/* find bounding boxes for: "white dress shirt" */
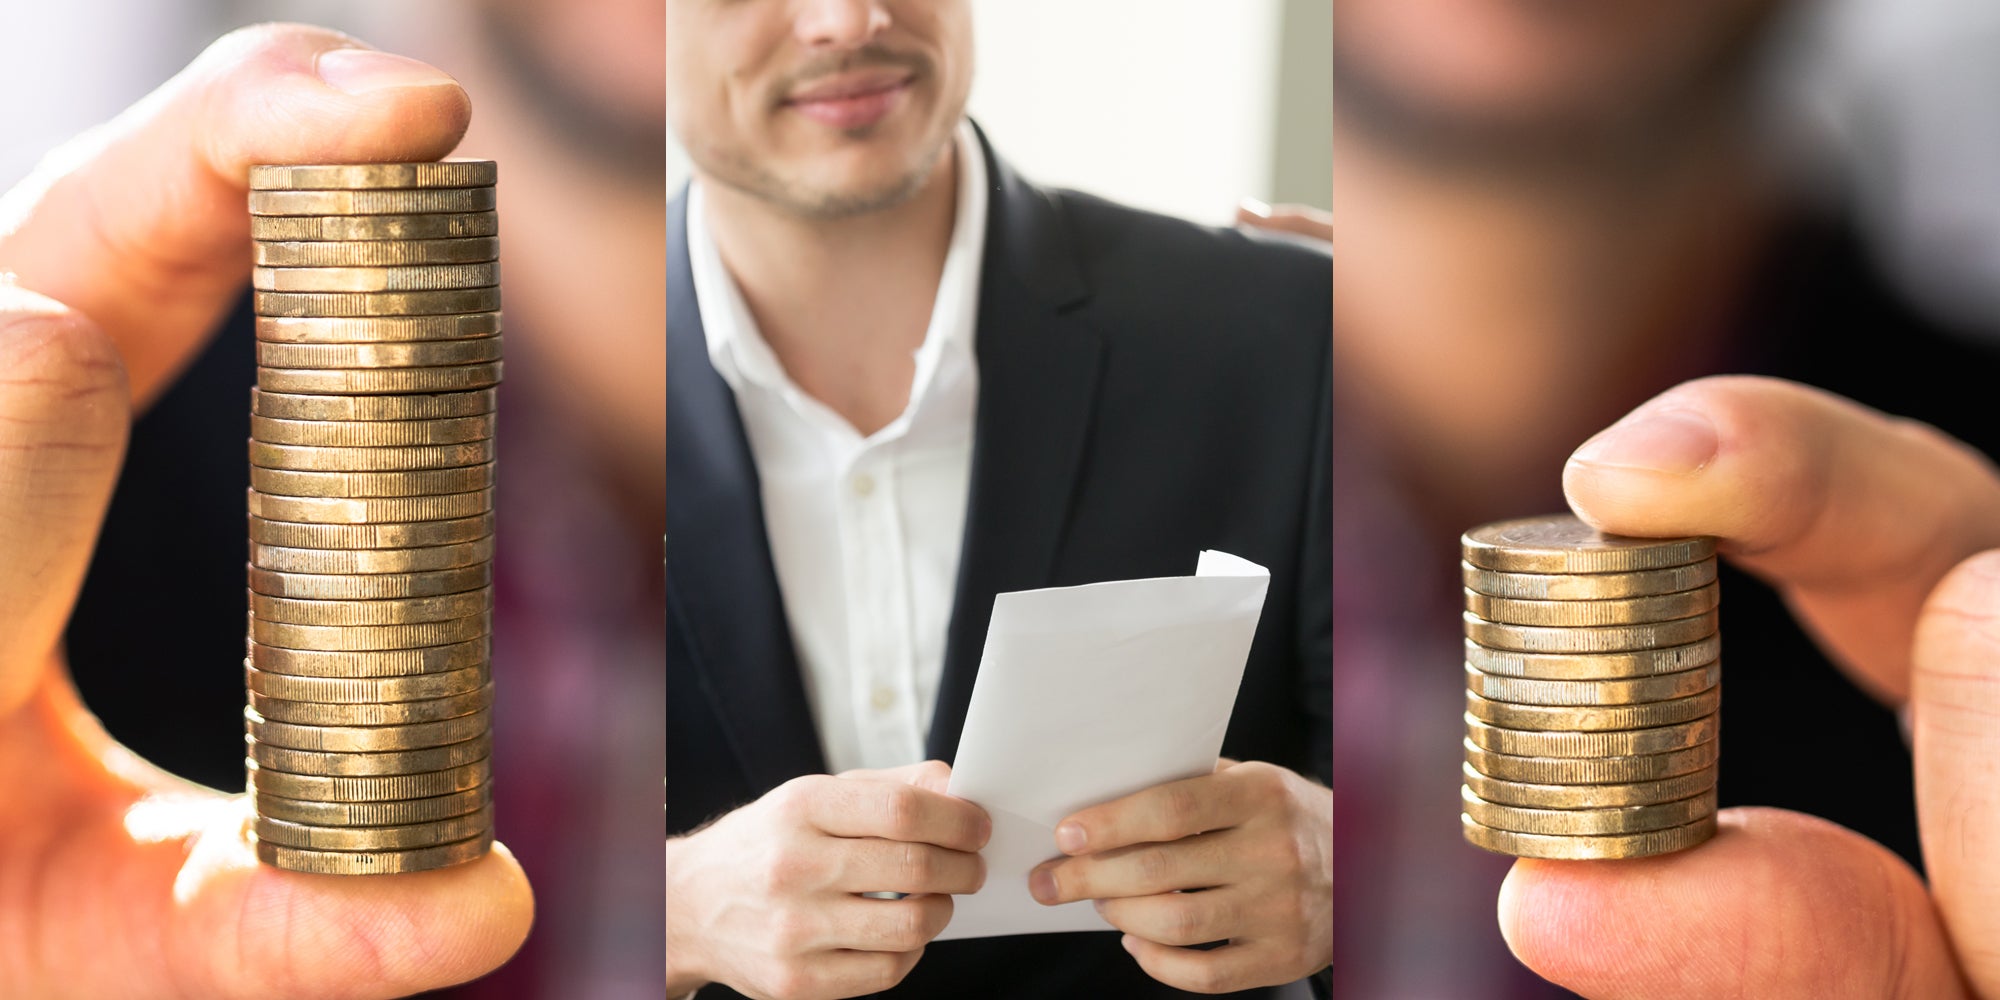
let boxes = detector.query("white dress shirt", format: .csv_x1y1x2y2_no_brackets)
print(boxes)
686,122,988,775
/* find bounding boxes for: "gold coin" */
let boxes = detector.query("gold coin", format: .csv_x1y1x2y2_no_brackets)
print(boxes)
248,489,491,525
258,363,503,395
247,707,491,752
1465,714,1718,758
250,539,493,575
250,684,492,726
251,464,495,500
1466,584,1720,628
247,733,492,776
255,314,501,345
1464,662,1720,707
1461,813,1717,860
249,440,494,473
249,590,490,626
1464,636,1721,680
1462,738,1720,784
246,758,490,802
1463,610,1718,654
1461,559,1718,600
249,161,497,190
249,612,491,652
254,237,500,268
252,786,491,827
257,337,504,371
255,288,501,318
255,829,492,875
1462,786,1717,836
247,638,489,678
251,387,496,421
250,211,497,242
250,414,494,447
255,803,494,851
252,262,500,293
1462,515,1716,574
247,513,494,549
246,662,490,699
1465,687,1721,731
247,564,490,600
249,187,496,216
1461,762,1719,810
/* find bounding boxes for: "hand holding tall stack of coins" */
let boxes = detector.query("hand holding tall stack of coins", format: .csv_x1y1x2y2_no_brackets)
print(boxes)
244,161,501,875
1458,514,1721,860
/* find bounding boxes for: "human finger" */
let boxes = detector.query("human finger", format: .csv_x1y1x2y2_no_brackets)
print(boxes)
1912,549,2000,996
1096,886,1249,947
0,23,471,406
1562,375,2000,702
786,775,990,852
1497,807,1965,999
0,284,129,714
1030,829,1236,905
827,838,984,896
1053,765,1252,857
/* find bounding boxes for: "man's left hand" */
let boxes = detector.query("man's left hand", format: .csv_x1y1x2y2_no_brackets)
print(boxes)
1027,759,1332,993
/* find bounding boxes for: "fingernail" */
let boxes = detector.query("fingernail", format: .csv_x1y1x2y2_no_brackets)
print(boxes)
1055,822,1087,854
1029,868,1058,905
1570,407,1718,476
316,48,457,96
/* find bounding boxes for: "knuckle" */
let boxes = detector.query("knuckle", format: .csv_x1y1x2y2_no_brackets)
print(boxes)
1135,846,1174,887
882,784,922,840
895,841,934,887
768,906,817,955
1178,959,1231,994
883,900,930,951
764,964,817,1000
1162,783,1203,829
1170,901,1208,945
862,949,912,991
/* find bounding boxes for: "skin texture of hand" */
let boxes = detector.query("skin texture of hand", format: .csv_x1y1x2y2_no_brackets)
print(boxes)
0,25,532,999
1028,759,1334,993
663,760,992,1000
1500,374,2000,999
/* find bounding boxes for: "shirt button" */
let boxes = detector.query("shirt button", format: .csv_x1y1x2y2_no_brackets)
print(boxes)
870,686,896,711
852,472,877,498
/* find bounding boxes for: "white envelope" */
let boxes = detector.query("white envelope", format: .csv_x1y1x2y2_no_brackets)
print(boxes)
937,550,1271,939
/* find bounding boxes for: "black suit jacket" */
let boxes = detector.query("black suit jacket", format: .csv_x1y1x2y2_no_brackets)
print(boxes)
665,134,1332,999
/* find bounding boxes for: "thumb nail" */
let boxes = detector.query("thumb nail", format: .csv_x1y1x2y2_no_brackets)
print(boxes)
316,48,458,96
1570,407,1718,476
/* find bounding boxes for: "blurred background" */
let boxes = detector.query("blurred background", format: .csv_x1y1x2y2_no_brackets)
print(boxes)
1329,0,2000,997
666,0,1334,226
3,2,665,998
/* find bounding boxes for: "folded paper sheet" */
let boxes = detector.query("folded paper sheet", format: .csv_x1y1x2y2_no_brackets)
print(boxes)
938,550,1271,939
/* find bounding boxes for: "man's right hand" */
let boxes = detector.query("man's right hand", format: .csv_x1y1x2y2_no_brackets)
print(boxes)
664,760,991,1000
0,23,532,998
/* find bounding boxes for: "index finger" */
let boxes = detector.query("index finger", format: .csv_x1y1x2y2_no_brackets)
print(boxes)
1561,375,2000,702
0,23,471,406
804,776,992,853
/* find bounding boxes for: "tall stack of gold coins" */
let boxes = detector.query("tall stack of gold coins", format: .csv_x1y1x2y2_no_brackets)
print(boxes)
243,161,501,875
1458,514,1721,860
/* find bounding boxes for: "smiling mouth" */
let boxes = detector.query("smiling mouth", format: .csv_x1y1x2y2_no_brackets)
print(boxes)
781,71,917,130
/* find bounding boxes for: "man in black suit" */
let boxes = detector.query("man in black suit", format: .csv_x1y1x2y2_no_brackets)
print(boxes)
664,1,1332,997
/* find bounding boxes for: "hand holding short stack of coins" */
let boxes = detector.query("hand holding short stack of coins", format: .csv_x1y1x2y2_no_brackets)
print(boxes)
244,161,501,875
1458,514,1720,860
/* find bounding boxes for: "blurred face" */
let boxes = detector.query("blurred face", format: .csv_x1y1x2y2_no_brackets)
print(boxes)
1334,0,1783,153
667,0,974,218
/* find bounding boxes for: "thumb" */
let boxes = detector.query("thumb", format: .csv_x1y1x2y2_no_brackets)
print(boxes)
0,23,472,406
0,283,129,715
1497,808,1966,999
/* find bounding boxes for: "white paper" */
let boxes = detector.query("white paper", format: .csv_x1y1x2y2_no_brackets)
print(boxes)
937,550,1271,939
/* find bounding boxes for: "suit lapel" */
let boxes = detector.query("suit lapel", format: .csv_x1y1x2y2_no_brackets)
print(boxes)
666,190,829,789
926,135,1105,762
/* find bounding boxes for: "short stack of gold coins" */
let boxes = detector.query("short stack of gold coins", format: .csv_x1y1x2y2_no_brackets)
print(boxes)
1458,514,1721,860
243,160,501,875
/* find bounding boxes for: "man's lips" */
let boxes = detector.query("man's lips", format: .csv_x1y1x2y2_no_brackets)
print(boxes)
783,71,914,129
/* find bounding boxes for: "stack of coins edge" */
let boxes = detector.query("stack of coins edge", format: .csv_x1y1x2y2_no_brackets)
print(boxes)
244,160,500,875
1458,514,1720,860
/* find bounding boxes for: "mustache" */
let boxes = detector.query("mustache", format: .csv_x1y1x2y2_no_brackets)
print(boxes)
772,46,932,102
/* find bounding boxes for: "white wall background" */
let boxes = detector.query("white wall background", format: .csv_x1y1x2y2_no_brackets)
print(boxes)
667,0,1293,226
